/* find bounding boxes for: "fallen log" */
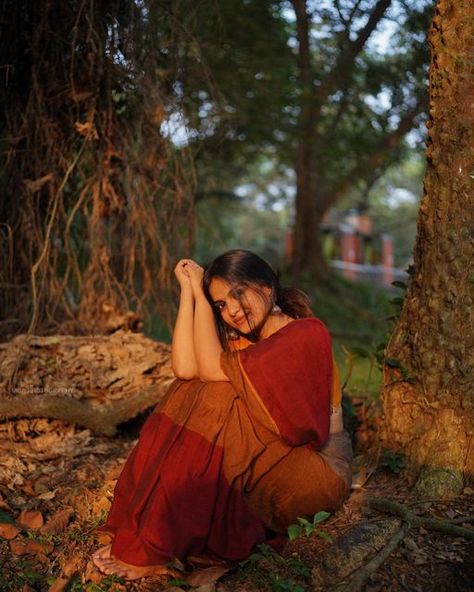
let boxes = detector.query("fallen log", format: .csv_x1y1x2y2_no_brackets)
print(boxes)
311,518,403,591
0,331,175,435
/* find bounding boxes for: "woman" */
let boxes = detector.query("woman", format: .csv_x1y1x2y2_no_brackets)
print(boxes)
93,249,352,580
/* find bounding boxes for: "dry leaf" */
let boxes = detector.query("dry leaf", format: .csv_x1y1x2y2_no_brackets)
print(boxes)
40,508,73,535
70,89,94,102
48,577,70,592
186,566,230,587
74,121,98,139
10,538,53,556
0,522,20,539
0,493,11,510
37,490,56,501
18,509,44,530
63,554,87,577
195,584,216,592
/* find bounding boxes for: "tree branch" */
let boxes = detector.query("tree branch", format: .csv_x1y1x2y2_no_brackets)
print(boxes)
317,0,392,103
319,97,426,214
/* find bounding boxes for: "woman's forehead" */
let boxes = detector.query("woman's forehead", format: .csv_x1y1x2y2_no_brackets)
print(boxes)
209,277,233,300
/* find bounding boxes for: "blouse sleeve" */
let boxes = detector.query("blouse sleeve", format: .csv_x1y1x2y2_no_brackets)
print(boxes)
236,318,333,449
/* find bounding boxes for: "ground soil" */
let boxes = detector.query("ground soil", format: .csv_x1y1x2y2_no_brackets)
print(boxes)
0,409,472,592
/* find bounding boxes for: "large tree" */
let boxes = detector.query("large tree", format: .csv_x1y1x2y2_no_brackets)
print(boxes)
0,1,199,337
183,1,432,276
382,0,474,495
289,0,431,276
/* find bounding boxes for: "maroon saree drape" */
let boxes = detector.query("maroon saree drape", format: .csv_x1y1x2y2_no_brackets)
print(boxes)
98,318,350,566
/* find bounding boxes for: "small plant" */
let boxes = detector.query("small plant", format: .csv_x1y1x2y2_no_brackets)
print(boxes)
168,578,190,589
67,574,126,592
380,449,406,474
237,544,310,591
287,510,332,542
268,572,305,592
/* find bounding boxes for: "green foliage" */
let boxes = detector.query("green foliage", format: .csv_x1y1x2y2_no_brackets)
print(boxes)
380,449,406,474
237,544,310,591
0,557,43,591
168,578,191,589
0,509,15,525
67,574,125,592
287,511,332,542
268,573,305,592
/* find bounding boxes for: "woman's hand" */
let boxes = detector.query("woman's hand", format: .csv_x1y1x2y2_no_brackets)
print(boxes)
174,259,193,290
186,260,205,299
174,259,204,297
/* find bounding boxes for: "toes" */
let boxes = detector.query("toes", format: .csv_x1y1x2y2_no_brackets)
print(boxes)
95,557,119,574
93,544,112,560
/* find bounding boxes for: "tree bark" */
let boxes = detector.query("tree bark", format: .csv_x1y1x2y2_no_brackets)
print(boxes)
381,0,474,495
291,0,327,278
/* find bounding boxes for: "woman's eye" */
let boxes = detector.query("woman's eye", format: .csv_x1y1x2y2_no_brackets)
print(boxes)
215,302,225,311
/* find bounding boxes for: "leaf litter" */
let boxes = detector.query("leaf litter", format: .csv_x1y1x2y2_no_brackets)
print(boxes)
0,411,473,592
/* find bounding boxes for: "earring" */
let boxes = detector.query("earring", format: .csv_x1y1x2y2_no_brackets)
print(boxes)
227,328,240,340
272,303,282,314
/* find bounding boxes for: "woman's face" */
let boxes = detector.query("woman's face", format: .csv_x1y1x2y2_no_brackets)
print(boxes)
208,277,272,335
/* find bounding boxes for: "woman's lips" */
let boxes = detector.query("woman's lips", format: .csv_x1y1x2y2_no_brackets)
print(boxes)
233,315,247,327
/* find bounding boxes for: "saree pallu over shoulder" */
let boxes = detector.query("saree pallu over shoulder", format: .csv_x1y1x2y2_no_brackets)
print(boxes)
224,318,334,448
98,318,350,567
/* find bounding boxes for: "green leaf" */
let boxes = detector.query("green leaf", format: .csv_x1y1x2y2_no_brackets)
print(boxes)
389,297,404,305
385,357,402,368
0,509,15,525
296,516,311,527
391,280,407,290
312,510,330,524
317,530,333,542
168,579,190,588
287,524,302,540
304,523,315,536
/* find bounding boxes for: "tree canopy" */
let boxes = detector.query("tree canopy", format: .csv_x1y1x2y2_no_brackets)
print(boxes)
0,0,434,335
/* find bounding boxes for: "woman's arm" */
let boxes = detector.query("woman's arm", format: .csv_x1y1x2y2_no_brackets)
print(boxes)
187,263,229,382
171,260,199,379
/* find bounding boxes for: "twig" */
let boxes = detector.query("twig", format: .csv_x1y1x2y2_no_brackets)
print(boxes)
367,497,474,540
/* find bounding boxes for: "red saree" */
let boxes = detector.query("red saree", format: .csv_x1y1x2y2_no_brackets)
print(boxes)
98,318,351,566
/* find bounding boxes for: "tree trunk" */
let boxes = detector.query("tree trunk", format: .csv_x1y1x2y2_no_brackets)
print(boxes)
290,0,393,279
293,143,328,279
291,0,328,279
381,0,474,496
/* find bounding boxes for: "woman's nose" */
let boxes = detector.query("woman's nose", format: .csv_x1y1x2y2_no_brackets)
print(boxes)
228,301,240,317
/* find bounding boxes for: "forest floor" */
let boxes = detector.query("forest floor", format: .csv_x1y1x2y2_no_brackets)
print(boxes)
1,399,473,592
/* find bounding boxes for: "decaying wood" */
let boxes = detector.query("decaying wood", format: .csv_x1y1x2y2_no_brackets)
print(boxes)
312,518,403,591
331,522,409,592
0,331,175,435
312,495,474,591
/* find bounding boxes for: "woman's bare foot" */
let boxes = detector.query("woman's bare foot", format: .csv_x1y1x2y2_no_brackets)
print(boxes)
92,544,112,571
93,548,170,580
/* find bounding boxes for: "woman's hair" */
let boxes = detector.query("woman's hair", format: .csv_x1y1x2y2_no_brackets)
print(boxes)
202,249,313,349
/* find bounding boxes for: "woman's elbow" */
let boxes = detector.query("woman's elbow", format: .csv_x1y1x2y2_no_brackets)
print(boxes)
198,366,229,382
172,362,198,380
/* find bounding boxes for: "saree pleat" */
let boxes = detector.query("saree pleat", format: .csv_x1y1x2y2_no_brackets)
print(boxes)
98,318,351,566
